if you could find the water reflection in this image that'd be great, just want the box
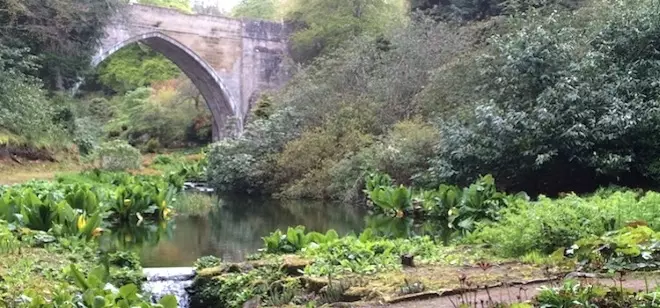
[139,195,366,267]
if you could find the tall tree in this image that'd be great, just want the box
[0,0,122,90]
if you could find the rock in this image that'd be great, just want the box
[401,254,414,267]
[196,265,227,278]
[341,287,372,302]
[300,276,330,292]
[242,296,261,308]
[280,255,313,276]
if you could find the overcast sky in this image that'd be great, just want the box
[215,0,241,11]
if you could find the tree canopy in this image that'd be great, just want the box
[0,0,121,90]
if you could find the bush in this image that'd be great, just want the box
[96,140,142,171]
[206,107,301,194]
[376,120,439,185]
[73,117,102,155]
[145,138,161,153]
[468,190,660,257]
[0,45,59,142]
[326,120,438,202]
[194,256,222,270]
[275,116,374,199]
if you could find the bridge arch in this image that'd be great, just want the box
[92,31,240,140]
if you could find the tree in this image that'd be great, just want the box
[281,0,408,61]
[428,0,660,195]
[0,45,57,140]
[97,44,181,93]
[0,0,122,90]
[231,0,280,20]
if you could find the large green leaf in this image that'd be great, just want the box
[159,295,178,308]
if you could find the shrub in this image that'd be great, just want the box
[152,154,174,165]
[194,256,222,270]
[468,190,660,257]
[206,107,301,194]
[0,45,59,142]
[327,120,438,202]
[73,117,102,155]
[96,140,142,171]
[376,120,439,185]
[145,138,161,153]
[275,121,373,199]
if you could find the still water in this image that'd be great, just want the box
[139,195,366,267]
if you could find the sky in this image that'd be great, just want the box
[211,0,241,11]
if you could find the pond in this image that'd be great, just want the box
[137,194,367,267]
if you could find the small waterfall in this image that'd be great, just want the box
[183,182,215,193]
[143,267,195,308]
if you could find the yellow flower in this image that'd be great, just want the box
[123,199,132,207]
[77,215,87,230]
[162,208,172,220]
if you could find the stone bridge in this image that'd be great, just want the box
[94,4,291,140]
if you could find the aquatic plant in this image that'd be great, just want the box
[262,226,339,254]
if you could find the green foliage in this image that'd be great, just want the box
[98,44,181,93]
[365,173,509,243]
[534,280,660,308]
[275,118,374,199]
[52,264,177,308]
[105,85,212,149]
[194,256,222,270]
[231,0,279,20]
[139,0,192,12]
[171,192,216,217]
[366,183,412,214]
[96,140,142,171]
[428,0,660,195]
[217,15,476,199]
[0,221,20,253]
[153,154,175,165]
[190,269,280,308]
[0,45,61,142]
[302,234,446,276]
[468,190,660,257]
[262,226,340,254]
[0,0,122,90]
[570,226,660,272]
[1,171,179,239]
[206,107,301,194]
[283,0,408,60]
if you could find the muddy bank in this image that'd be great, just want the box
[0,144,57,163]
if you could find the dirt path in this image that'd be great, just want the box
[357,278,657,308]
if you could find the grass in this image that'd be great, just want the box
[171,192,217,217]
[0,245,95,304]
[0,160,84,185]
